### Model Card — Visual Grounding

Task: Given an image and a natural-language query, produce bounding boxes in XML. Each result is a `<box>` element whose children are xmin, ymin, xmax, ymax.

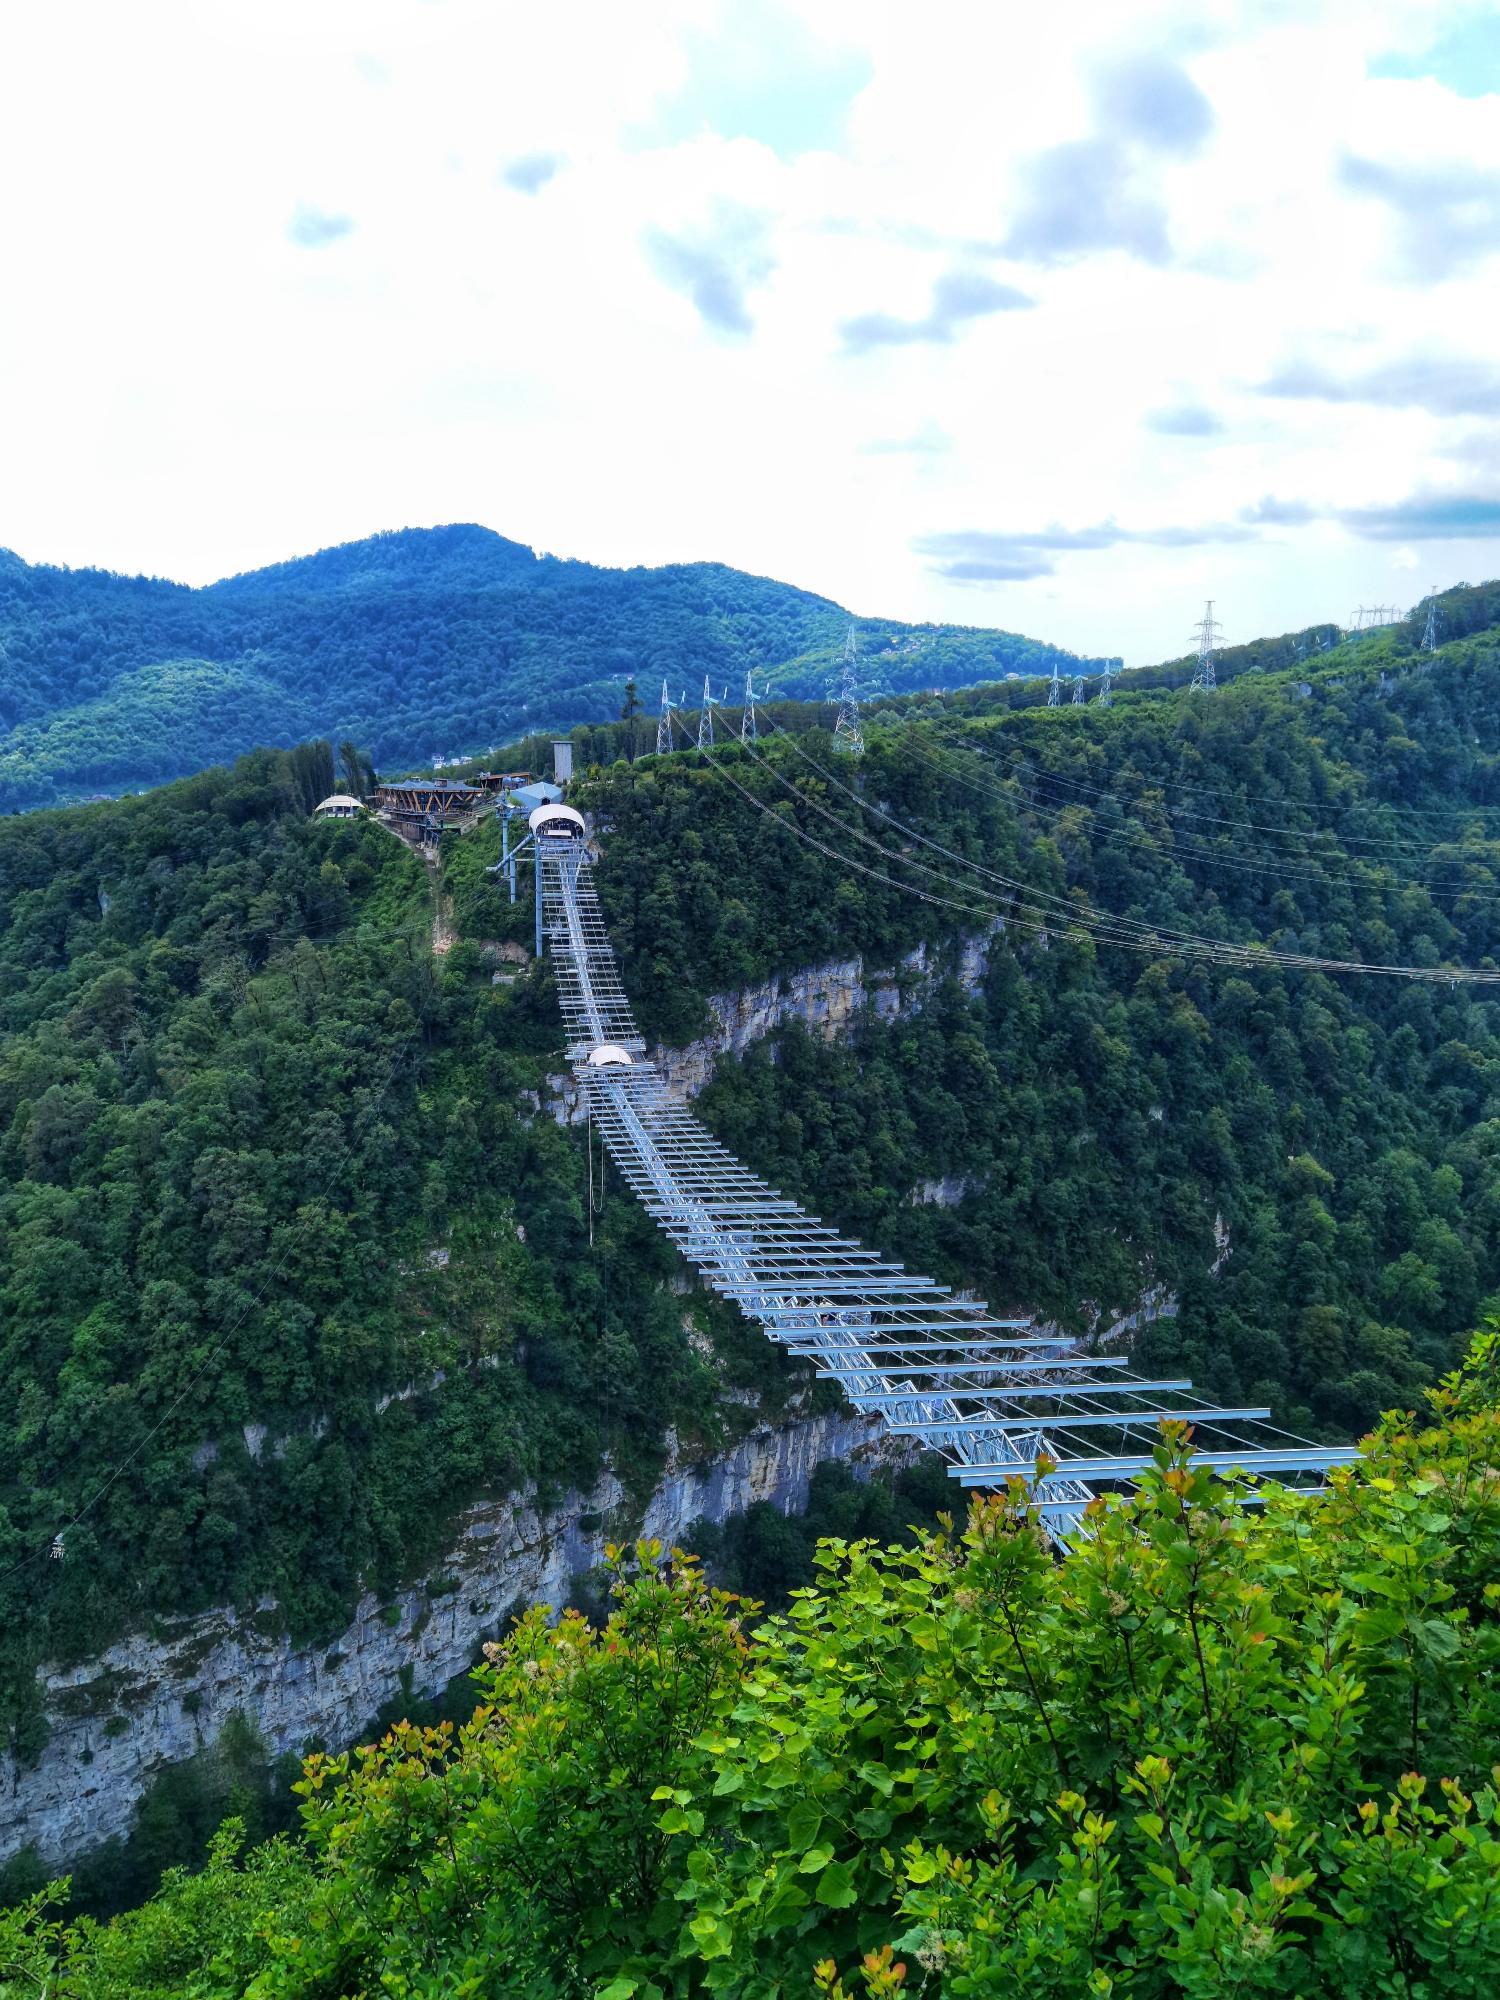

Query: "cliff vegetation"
<box><xmin>3</xmin><ymin>1333</ymin><xmax>1497</xmax><ymax>1997</ymax></box>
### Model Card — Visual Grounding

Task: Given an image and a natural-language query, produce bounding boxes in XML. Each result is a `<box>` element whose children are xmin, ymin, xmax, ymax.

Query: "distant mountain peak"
<box><xmin>209</xmin><ymin>523</ymin><xmax>541</xmax><ymax>596</ymax></box>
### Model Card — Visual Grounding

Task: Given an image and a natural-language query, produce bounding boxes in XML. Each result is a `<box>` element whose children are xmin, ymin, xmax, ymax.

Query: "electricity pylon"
<box><xmin>834</xmin><ymin>625</ymin><xmax>864</xmax><ymax>755</ymax></box>
<box><xmin>1351</xmin><ymin>605</ymin><xmax>1399</xmax><ymax>636</ymax></box>
<box><xmin>1191</xmin><ymin>601</ymin><xmax>1223</xmax><ymax>690</ymax></box>
<box><xmin>656</xmin><ymin>678</ymin><xmax>674</xmax><ymax>756</ymax></box>
<box><xmin>697</xmin><ymin>674</ymin><xmax>716</xmax><ymax>750</ymax></box>
<box><xmin>1422</xmin><ymin>588</ymin><xmax>1440</xmax><ymax>653</ymax></box>
<box><xmin>1072</xmin><ymin>674</ymin><xmax>1087</xmax><ymax>704</ymax></box>
<box><xmin>741</xmin><ymin>670</ymin><xmax>759</xmax><ymax>743</ymax></box>
<box><xmin>1097</xmin><ymin>657</ymin><xmax>1119</xmax><ymax>706</ymax></box>
<box><xmin>1047</xmin><ymin>658</ymin><xmax>1062</xmax><ymax>706</ymax></box>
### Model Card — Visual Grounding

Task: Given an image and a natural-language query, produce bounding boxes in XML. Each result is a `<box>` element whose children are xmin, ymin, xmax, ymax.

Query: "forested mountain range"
<box><xmin>0</xmin><ymin>526</ymin><xmax>1102</xmax><ymax>809</ymax></box>
<box><xmin>4</xmin><ymin>586</ymin><xmax>1500</xmax><ymax>1933</ymax></box>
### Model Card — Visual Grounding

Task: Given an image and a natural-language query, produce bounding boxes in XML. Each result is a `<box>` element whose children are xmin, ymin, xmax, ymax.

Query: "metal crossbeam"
<box><xmin>819</xmin><ymin>1377</ymin><xmax>1195</xmax><ymax>1399</ymax></box>
<box><xmin>952</xmin><ymin>1446</ymin><xmax>1356</xmax><ymax>1485</ymax></box>
<box><xmin>886</xmin><ymin>1406</ymin><xmax>1273</xmax><ymax>1437</ymax></box>
<box><xmin>537</xmin><ymin>832</ymin><xmax>1363</xmax><ymax>1537</ymax></box>
<box><xmin>813</xmin><ymin>1359</ymin><xmax>1137</xmax><ymax>1379</ymax></box>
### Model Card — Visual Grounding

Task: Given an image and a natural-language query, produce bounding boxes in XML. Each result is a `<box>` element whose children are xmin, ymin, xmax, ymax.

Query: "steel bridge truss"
<box><xmin>539</xmin><ymin>837</ymin><xmax>1361</xmax><ymax>1535</ymax></box>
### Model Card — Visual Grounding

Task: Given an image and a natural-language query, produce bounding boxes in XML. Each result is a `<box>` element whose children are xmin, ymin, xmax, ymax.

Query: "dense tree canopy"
<box><xmin>0</xmin><ymin>746</ymin><xmax>801</xmax><ymax>1780</ymax></box>
<box><xmin>6</xmin><ymin>595</ymin><xmax>1500</xmax><ymax>1925</ymax></box>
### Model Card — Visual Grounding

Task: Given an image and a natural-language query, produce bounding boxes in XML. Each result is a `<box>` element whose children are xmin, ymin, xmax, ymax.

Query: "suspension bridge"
<box><xmin>523</xmin><ymin>801</ymin><xmax>1362</xmax><ymax>1536</ymax></box>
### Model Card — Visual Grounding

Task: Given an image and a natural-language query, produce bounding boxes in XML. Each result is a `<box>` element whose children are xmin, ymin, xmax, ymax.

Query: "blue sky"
<box><xmin>1369</xmin><ymin>15</ymin><xmax>1500</xmax><ymax>95</ymax></box>
<box><xmin>1</xmin><ymin>0</ymin><xmax>1498</xmax><ymax>663</ymax></box>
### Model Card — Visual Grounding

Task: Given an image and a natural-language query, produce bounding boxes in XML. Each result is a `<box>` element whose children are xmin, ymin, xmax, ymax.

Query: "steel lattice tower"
<box><xmin>1351</xmin><ymin>606</ymin><xmax>1399</xmax><ymax>637</ymax></box>
<box><xmin>1097</xmin><ymin>658</ymin><xmax>1119</xmax><ymax>707</ymax></box>
<box><xmin>1047</xmin><ymin>658</ymin><xmax>1062</xmax><ymax>707</ymax></box>
<box><xmin>531</xmin><ymin>819</ymin><xmax>1361</xmax><ymax>1539</ymax></box>
<box><xmin>1072</xmin><ymin>674</ymin><xmax>1087</xmax><ymax>704</ymax></box>
<box><xmin>1190</xmin><ymin>601</ymin><xmax>1223</xmax><ymax>690</ymax></box>
<box><xmin>741</xmin><ymin>670</ymin><xmax>759</xmax><ymax>744</ymax></box>
<box><xmin>656</xmin><ymin>678</ymin><xmax>674</xmax><ymax>757</ymax></box>
<box><xmin>1422</xmin><ymin>589</ymin><xmax>1440</xmax><ymax>654</ymax></box>
<box><xmin>834</xmin><ymin>626</ymin><xmax>865</xmax><ymax>756</ymax></box>
<box><xmin>697</xmin><ymin>674</ymin><xmax>716</xmax><ymax>751</ymax></box>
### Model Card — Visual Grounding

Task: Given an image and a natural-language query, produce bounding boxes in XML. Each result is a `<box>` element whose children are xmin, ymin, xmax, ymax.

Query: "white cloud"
<box><xmin>501</xmin><ymin>153</ymin><xmax>564</xmax><ymax>195</ymax></box>
<box><xmin>287</xmin><ymin>204</ymin><xmax>356</xmax><ymax>248</ymax></box>
<box><xmin>0</xmin><ymin>0</ymin><xmax>1495</xmax><ymax>664</ymax></box>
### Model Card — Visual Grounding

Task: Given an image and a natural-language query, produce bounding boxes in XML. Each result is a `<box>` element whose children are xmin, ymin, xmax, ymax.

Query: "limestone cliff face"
<box><xmin>546</xmin><ymin>927</ymin><xmax>1003</xmax><ymax>1120</ymax></box>
<box><xmin>3</xmin><ymin>1408</ymin><xmax>904</xmax><ymax>1868</ymax></box>
<box><xmin>909</xmin><ymin>1175</ymin><xmax>980</xmax><ymax>1209</ymax></box>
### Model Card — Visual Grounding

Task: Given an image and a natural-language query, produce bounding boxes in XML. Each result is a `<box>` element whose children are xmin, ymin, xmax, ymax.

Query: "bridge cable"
<box><xmin>692</xmin><ymin>720</ymin><xmax>1500</xmax><ymax>985</ymax></box>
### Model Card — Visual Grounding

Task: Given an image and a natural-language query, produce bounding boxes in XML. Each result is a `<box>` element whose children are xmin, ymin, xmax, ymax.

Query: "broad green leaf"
<box><xmin>817</xmin><ymin>1859</ymin><xmax>859</xmax><ymax>1908</ymax></box>
<box><xmin>688</xmin><ymin>1913</ymin><xmax>733</xmax><ymax>1959</ymax></box>
<box><xmin>786</xmin><ymin>1800</ymin><xmax>824</xmax><ymax>1853</ymax></box>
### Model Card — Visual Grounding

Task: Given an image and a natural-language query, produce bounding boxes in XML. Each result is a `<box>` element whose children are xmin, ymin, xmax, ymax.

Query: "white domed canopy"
<box><xmin>586</xmin><ymin>1043</ymin><xmax>633</xmax><ymax>1067</ymax></box>
<box><xmin>314</xmin><ymin>794</ymin><xmax>362</xmax><ymax>815</ymax></box>
<box><xmin>529</xmin><ymin>802</ymin><xmax>586</xmax><ymax>840</ymax></box>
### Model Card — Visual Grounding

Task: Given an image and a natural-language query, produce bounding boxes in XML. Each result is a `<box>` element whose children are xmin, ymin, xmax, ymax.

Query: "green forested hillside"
<box><xmin>0</xmin><ymin>526</ymin><xmax>1098</xmax><ymax>808</ymax></box>
<box><xmin>580</xmin><ymin>616</ymin><xmax>1500</xmax><ymax>1443</ymax></box>
<box><xmin>5</xmin><ymin>596</ymin><xmax>1500</xmax><ymax>1926</ymax></box>
<box><xmin>0</xmin><ymin>659</ymin><xmax>294</xmax><ymax>807</ymax></box>
<box><xmin>6</xmin><ymin>1337</ymin><xmax>1499</xmax><ymax>1996</ymax></box>
<box><xmin>0</xmin><ymin>745</ymin><xmax>801</xmax><ymax>1783</ymax></box>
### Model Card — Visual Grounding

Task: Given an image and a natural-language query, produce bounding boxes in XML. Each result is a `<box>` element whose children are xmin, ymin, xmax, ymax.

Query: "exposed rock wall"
<box><xmin>909</xmin><ymin>1175</ymin><xmax>980</xmax><ymax>1209</ymax></box>
<box><xmin>3</xmin><ymin>1409</ymin><xmax>904</xmax><ymax>1869</ymax></box>
<box><xmin>546</xmin><ymin>926</ymin><xmax>1003</xmax><ymax>1120</ymax></box>
<box><xmin>1023</xmin><ymin>1286</ymin><xmax>1181</xmax><ymax>1353</ymax></box>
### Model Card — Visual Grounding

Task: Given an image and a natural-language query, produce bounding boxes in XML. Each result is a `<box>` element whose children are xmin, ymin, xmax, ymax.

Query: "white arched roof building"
<box><xmin>528</xmin><ymin>802</ymin><xmax>586</xmax><ymax>841</ymax></box>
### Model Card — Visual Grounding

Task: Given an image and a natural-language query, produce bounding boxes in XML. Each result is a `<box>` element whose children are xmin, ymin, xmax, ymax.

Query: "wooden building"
<box><xmin>375</xmin><ymin>779</ymin><xmax>488</xmax><ymax>844</ymax></box>
<box><xmin>375</xmin><ymin>779</ymin><xmax>486</xmax><ymax>818</ymax></box>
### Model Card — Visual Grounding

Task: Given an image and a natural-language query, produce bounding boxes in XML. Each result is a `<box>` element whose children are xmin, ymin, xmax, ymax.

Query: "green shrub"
<box><xmin>10</xmin><ymin>1332</ymin><xmax>1492</xmax><ymax>1997</ymax></box>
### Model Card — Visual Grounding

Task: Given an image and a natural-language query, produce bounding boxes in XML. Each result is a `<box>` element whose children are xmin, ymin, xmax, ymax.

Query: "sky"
<box><xmin>2</xmin><ymin>0</ymin><xmax>1500</xmax><ymax>663</ymax></box>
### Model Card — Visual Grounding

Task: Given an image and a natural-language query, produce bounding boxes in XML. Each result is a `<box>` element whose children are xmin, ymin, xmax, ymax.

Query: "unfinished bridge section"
<box><xmin>531</xmin><ymin>806</ymin><xmax>1361</xmax><ymax>1533</ymax></box>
